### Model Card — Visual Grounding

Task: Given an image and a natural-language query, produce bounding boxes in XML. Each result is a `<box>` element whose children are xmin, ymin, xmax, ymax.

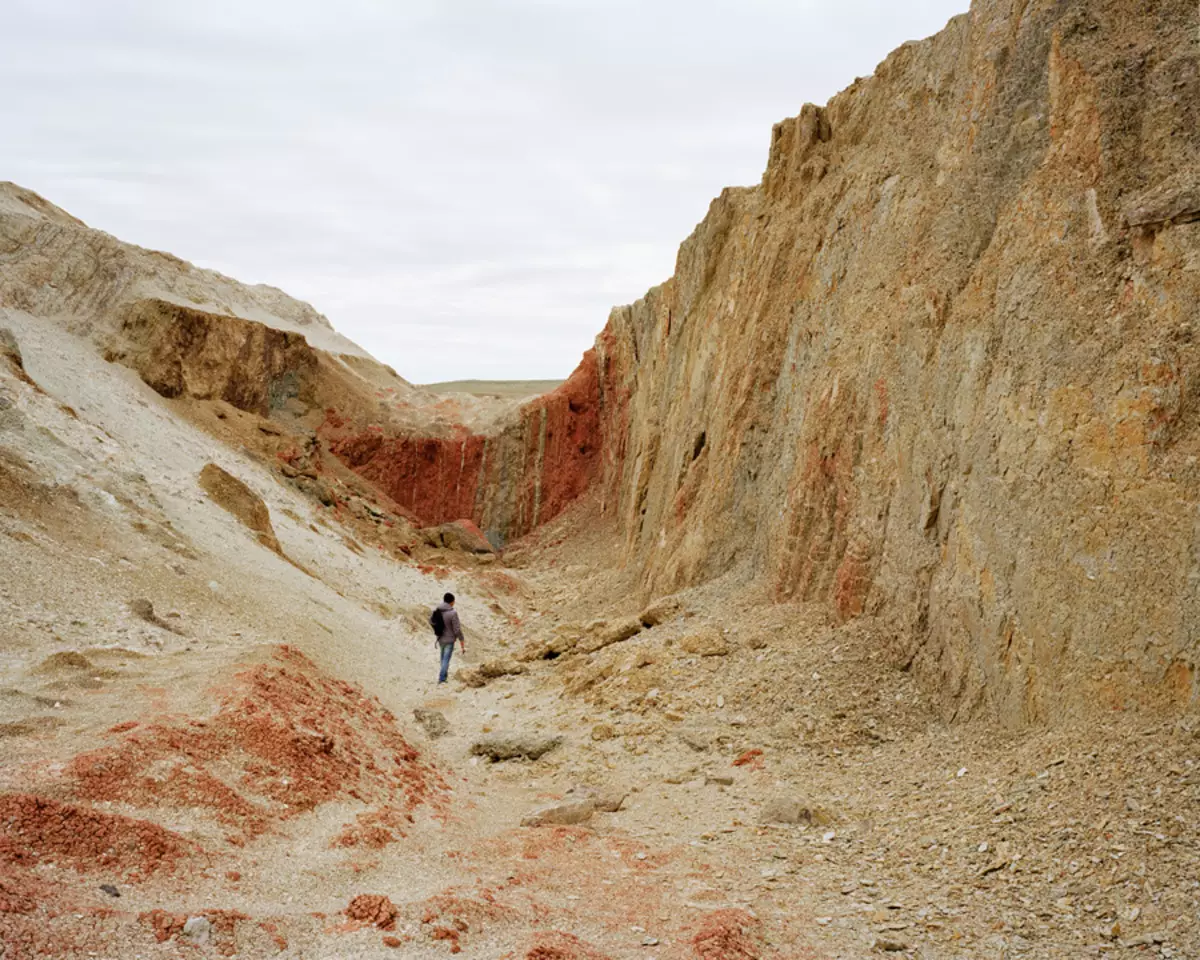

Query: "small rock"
<box><xmin>581</xmin><ymin>617</ymin><xmax>643</xmax><ymax>654</ymax></box>
<box><xmin>130</xmin><ymin>598</ymin><xmax>184</xmax><ymax>635</ymax></box>
<box><xmin>706</xmin><ymin>776</ymin><xmax>734</xmax><ymax>787</ymax></box>
<box><xmin>99</xmin><ymin>884</ymin><xmax>120</xmax><ymax>898</ymax></box>
<box><xmin>679</xmin><ymin>627</ymin><xmax>730</xmax><ymax>657</ymax></box>
<box><xmin>591</xmin><ymin>789</ymin><xmax>628</xmax><ymax>813</ymax></box>
<box><xmin>413</xmin><ymin>708</ymin><xmax>450</xmax><ymax>739</ymax></box>
<box><xmin>521</xmin><ymin>798</ymin><xmax>596</xmax><ymax>827</ymax></box>
<box><xmin>181</xmin><ymin>916</ymin><xmax>212</xmax><ymax>945</ymax></box>
<box><xmin>470</xmin><ymin>732</ymin><xmax>564</xmax><ymax>762</ymax></box>
<box><xmin>639</xmin><ymin>596</ymin><xmax>682</xmax><ymax>627</ymax></box>
<box><xmin>591</xmin><ymin>722</ymin><xmax>617</xmax><ymax>741</ymax></box>
<box><xmin>456</xmin><ymin>667</ymin><xmax>487</xmax><ymax>688</ymax></box>
<box><xmin>873</xmin><ymin>937</ymin><xmax>909</xmax><ymax>952</ymax></box>
<box><xmin>761</xmin><ymin>796</ymin><xmax>835</xmax><ymax>826</ymax></box>
<box><xmin>478</xmin><ymin>658</ymin><xmax>526</xmax><ymax>680</ymax></box>
<box><xmin>0</xmin><ymin>328</ymin><xmax>24</xmax><ymax>371</ymax></box>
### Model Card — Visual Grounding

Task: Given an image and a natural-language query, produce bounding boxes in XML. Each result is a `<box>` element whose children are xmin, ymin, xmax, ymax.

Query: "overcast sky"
<box><xmin>4</xmin><ymin>1</ymin><xmax>967</xmax><ymax>382</ymax></box>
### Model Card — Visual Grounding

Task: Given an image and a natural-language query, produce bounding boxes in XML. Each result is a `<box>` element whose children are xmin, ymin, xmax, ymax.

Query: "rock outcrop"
<box><xmin>479</xmin><ymin>0</ymin><xmax>1200</xmax><ymax>725</ymax></box>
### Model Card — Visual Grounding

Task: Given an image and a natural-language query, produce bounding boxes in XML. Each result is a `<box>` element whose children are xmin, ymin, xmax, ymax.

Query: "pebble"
<box><xmin>181</xmin><ymin>916</ymin><xmax>211</xmax><ymax>945</ymax></box>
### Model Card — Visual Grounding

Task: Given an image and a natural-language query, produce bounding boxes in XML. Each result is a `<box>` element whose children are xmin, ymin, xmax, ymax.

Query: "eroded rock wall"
<box><xmin>537</xmin><ymin>0</ymin><xmax>1200</xmax><ymax>724</ymax></box>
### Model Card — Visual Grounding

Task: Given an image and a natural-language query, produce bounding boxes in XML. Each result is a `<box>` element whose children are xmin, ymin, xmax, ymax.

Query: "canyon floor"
<box><xmin>1</xmin><ymin>311</ymin><xmax>1197</xmax><ymax>960</ymax></box>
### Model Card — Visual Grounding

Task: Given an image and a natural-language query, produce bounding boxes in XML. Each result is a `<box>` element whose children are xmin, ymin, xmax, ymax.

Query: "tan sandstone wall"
<box><xmin>542</xmin><ymin>0</ymin><xmax>1200</xmax><ymax>725</ymax></box>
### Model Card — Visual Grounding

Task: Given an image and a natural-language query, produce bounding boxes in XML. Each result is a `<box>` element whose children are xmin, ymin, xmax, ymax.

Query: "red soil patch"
<box><xmin>65</xmin><ymin>646</ymin><xmax>448</xmax><ymax>842</ymax></box>
<box><xmin>691</xmin><ymin>909</ymin><xmax>764</xmax><ymax>960</ymax></box>
<box><xmin>417</xmin><ymin>888</ymin><xmax>512</xmax><ymax>953</ymax></box>
<box><xmin>523</xmin><ymin>931</ymin><xmax>614</xmax><ymax>960</ymax></box>
<box><xmin>332</xmin><ymin>805</ymin><xmax>414</xmax><ymax>849</ymax></box>
<box><xmin>345</xmin><ymin>893</ymin><xmax>398</xmax><ymax>929</ymax></box>
<box><xmin>0</xmin><ymin>864</ymin><xmax>53</xmax><ymax>915</ymax></box>
<box><xmin>732</xmin><ymin>748</ymin><xmax>764</xmax><ymax>767</ymax></box>
<box><xmin>0</xmin><ymin>792</ymin><xmax>197</xmax><ymax>880</ymax></box>
<box><xmin>140</xmin><ymin>908</ymin><xmax>248</xmax><ymax>956</ymax></box>
<box><xmin>431</xmin><ymin>925</ymin><xmax>463</xmax><ymax>952</ymax></box>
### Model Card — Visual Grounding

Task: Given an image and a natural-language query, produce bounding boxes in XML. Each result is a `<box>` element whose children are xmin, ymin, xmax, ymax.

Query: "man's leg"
<box><xmin>438</xmin><ymin>642</ymin><xmax>454</xmax><ymax>683</ymax></box>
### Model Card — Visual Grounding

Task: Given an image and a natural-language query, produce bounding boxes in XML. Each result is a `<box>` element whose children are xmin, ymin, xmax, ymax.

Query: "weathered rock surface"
<box><xmin>421</xmin><ymin>519</ymin><xmax>496</xmax><ymax>554</ymax></box>
<box><xmin>579</xmin><ymin>617</ymin><xmax>643</xmax><ymax>654</ymax></box>
<box><xmin>473</xmin><ymin>0</ymin><xmax>1200</xmax><ymax>725</ymax></box>
<box><xmin>760</xmin><ymin>797</ymin><xmax>835</xmax><ymax>827</ymax></box>
<box><xmin>639</xmin><ymin>596</ymin><xmax>682</xmax><ymax>628</ymax></box>
<box><xmin>520</xmin><ymin>798</ymin><xmax>595</xmax><ymax>827</ymax></box>
<box><xmin>469</xmin><ymin>733</ymin><xmax>563</xmax><ymax>762</ymax></box>
<box><xmin>678</xmin><ymin>628</ymin><xmax>730</xmax><ymax>658</ymax></box>
<box><xmin>477</xmin><ymin>659</ymin><xmax>527</xmax><ymax>680</ymax></box>
<box><xmin>412</xmin><ymin>708</ymin><xmax>450</xmax><ymax>739</ymax></box>
<box><xmin>198</xmin><ymin>463</ymin><xmax>282</xmax><ymax>555</ymax></box>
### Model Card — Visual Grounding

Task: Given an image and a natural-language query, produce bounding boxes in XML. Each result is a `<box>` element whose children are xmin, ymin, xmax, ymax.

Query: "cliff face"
<box><xmin>488</xmin><ymin>0</ymin><xmax>1200</xmax><ymax>724</ymax></box>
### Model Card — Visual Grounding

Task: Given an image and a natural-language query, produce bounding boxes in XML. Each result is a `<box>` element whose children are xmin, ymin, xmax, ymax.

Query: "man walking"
<box><xmin>431</xmin><ymin>592</ymin><xmax>465</xmax><ymax>684</ymax></box>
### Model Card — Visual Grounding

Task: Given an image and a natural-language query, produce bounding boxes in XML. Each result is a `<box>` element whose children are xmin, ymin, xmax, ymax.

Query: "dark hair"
<box><xmin>443</xmin><ymin>592</ymin><xmax>455</xmax><ymax>604</ymax></box>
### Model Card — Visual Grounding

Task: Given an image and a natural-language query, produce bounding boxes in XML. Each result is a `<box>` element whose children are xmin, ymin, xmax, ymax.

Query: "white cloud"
<box><xmin>2</xmin><ymin>0</ymin><xmax>967</xmax><ymax>381</ymax></box>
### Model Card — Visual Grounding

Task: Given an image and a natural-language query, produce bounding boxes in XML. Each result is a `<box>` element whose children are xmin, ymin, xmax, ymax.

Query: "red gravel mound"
<box><xmin>0</xmin><ymin>792</ymin><xmax>197</xmax><ymax>880</ymax></box>
<box><xmin>345</xmin><ymin>894</ymin><xmax>398</xmax><ymax>929</ymax></box>
<box><xmin>524</xmin><ymin>931</ymin><xmax>614</xmax><ymax>960</ymax></box>
<box><xmin>65</xmin><ymin>646</ymin><xmax>448</xmax><ymax>842</ymax></box>
<box><xmin>691</xmin><ymin>909</ymin><xmax>765</xmax><ymax>960</ymax></box>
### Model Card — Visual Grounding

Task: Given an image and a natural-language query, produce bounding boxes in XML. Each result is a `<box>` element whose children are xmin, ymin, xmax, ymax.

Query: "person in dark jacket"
<box><xmin>431</xmin><ymin>592</ymin><xmax>465</xmax><ymax>683</ymax></box>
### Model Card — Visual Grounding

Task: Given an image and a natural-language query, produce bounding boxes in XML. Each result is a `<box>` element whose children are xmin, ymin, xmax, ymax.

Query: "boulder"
<box><xmin>470</xmin><ymin>732</ymin><xmax>563</xmax><ymax>762</ymax></box>
<box><xmin>679</xmin><ymin>627</ymin><xmax>730</xmax><ymax>658</ymax></box>
<box><xmin>422</xmin><ymin>519</ymin><xmax>495</xmax><ymax>554</ymax></box>
<box><xmin>520</xmin><ymin>798</ymin><xmax>595</xmax><ymax>827</ymax></box>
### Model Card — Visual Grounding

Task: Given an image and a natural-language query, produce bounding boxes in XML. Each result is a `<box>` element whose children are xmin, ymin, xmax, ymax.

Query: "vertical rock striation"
<box><xmin>474</xmin><ymin>0</ymin><xmax>1200</xmax><ymax>724</ymax></box>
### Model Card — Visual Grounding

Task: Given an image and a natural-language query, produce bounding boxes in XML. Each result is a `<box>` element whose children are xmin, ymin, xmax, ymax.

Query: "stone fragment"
<box><xmin>0</xmin><ymin>328</ymin><xmax>23</xmax><ymax>371</ymax></box>
<box><xmin>761</xmin><ymin>796</ymin><xmax>834</xmax><ymax>826</ymax></box>
<box><xmin>422</xmin><ymin>519</ymin><xmax>495</xmax><ymax>554</ymax></box>
<box><xmin>456</xmin><ymin>668</ymin><xmax>486</xmax><ymax>688</ymax></box>
<box><xmin>873</xmin><ymin>938</ymin><xmax>909</xmax><ymax>952</ymax></box>
<box><xmin>478</xmin><ymin>658</ymin><xmax>526</xmax><ymax>680</ymax></box>
<box><xmin>639</xmin><ymin>596</ymin><xmax>682</xmax><ymax>627</ymax></box>
<box><xmin>470</xmin><ymin>732</ymin><xmax>563</xmax><ymax>762</ymax></box>
<box><xmin>181</xmin><ymin>916</ymin><xmax>212</xmax><ymax>945</ymax></box>
<box><xmin>129</xmin><ymin>598</ymin><xmax>183</xmax><ymax>635</ymax></box>
<box><xmin>521</xmin><ymin>798</ymin><xmax>595</xmax><ymax>827</ymax></box>
<box><xmin>591</xmin><ymin>790</ymin><xmax>627</xmax><ymax>813</ymax></box>
<box><xmin>580</xmin><ymin>617</ymin><xmax>643</xmax><ymax>654</ymax></box>
<box><xmin>198</xmin><ymin>463</ymin><xmax>282</xmax><ymax>555</ymax></box>
<box><xmin>591</xmin><ymin>722</ymin><xmax>616</xmax><ymax>741</ymax></box>
<box><xmin>413</xmin><ymin>708</ymin><xmax>450</xmax><ymax>739</ymax></box>
<box><xmin>345</xmin><ymin>894</ymin><xmax>398</xmax><ymax>930</ymax></box>
<box><xmin>679</xmin><ymin>627</ymin><xmax>730</xmax><ymax>657</ymax></box>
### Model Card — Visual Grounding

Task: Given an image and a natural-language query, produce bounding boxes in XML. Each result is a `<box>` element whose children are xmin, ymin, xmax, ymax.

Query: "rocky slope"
<box><xmin>472</xmin><ymin>0</ymin><xmax>1200</xmax><ymax>727</ymax></box>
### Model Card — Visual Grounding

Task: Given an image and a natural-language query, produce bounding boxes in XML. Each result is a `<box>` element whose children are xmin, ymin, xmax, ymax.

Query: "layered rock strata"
<box><xmin>485</xmin><ymin>0</ymin><xmax>1200</xmax><ymax>724</ymax></box>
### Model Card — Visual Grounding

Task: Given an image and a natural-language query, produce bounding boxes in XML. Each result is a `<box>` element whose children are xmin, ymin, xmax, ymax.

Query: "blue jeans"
<box><xmin>438</xmin><ymin>641</ymin><xmax>455</xmax><ymax>683</ymax></box>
